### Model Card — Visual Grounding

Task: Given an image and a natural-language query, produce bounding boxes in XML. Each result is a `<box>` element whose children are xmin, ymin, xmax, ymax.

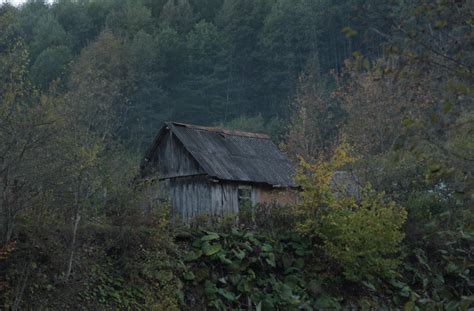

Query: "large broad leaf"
<box><xmin>265</xmin><ymin>253</ymin><xmax>276</xmax><ymax>268</ymax></box>
<box><xmin>284</xmin><ymin>267</ymin><xmax>300</xmax><ymax>275</ymax></box>
<box><xmin>185</xmin><ymin>250</ymin><xmax>202</xmax><ymax>262</ymax></box>
<box><xmin>208</xmin><ymin>299</ymin><xmax>226</xmax><ymax>309</ymax></box>
<box><xmin>192</xmin><ymin>238</ymin><xmax>203</xmax><ymax>248</ymax></box>
<box><xmin>183</xmin><ymin>271</ymin><xmax>195</xmax><ymax>281</ymax></box>
<box><xmin>233</xmin><ymin>249</ymin><xmax>246</xmax><ymax>260</ymax></box>
<box><xmin>202</xmin><ymin>241</ymin><xmax>221</xmax><ymax>256</ymax></box>
<box><xmin>244</xmin><ymin>232</ymin><xmax>261</xmax><ymax>246</ymax></box>
<box><xmin>218</xmin><ymin>253</ymin><xmax>233</xmax><ymax>265</ymax></box>
<box><xmin>229</xmin><ymin>274</ymin><xmax>241</xmax><ymax>286</ymax></box>
<box><xmin>446</xmin><ymin>262</ymin><xmax>459</xmax><ymax>274</ymax></box>
<box><xmin>201</xmin><ymin>232</ymin><xmax>220</xmax><ymax>241</ymax></box>
<box><xmin>241</xmin><ymin>242</ymin><xmax>253</xmax><ymax>252</ymax></box>
<box><xmin>260</xmin><ymin>299</ymin><xmax>275</xmax><ymax>310</ymax></box>
<box><xmin>295</xmin><ymin>247</ymin><xmax>306</xmax><ymax>257</ymax></box>
<box><xmin>276</xmin><ymin>283</ymin><xmax>300</xmax><ymax>305</ymax></box>
<box><xmin>217</xmin><ymin>288</ymin><xmax>237</xmax><ymax>302</ymax></box>
<box><xmin>237</xmin><ymin>278</ymin><xmax>252</xmax><ymax>293</ymax></box>
<box><xmin>315</xmin><ymin>294</ymin><xmax>341</xmax><ymax>309</ymax></box>
<box><xmin>205</xmin><ymin>280</ymin><xmax>218</xmax><ymax>295</ymax></box>
<box><xmin>362</xmin><ymin>281</ymin><xmax>377</xmax><ymax>292</ymax></box>
<box><xmin>261</xmin><ymin>243</ymin><xmax>273</xmax><ymax>252</ymax></box>
<box><xmin>247</xmin><ymin>269</ymin><xmax>256</xmax><ymax>280</ymax></box>
<box><xmin>231</xmin><ymin>228</ymin><xmax>242</xmax><ymax>237</ymax></box>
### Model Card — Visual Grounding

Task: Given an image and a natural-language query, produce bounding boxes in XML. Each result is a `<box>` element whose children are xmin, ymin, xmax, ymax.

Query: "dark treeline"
<box><xmin>1</xmin><ymin>0</ymin><xmax>473</xmax><ymax>309</ymax></box>
<box><xmin>2</xmin><ymin>0</ymin><xmax>386</xmax><ymax>149</ymax></box>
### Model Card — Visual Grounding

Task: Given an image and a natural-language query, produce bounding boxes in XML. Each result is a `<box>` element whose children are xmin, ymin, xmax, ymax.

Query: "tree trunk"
<box><xmin>1</xmin><ymin>168</ymin><xmax>12</xmax><ymax>245</ymax></box>
<box><xmin>65</xmin><ymin>180</ymin><xmax>82</xmax><ymax>281</ymax></box>
<box><xmin>12</xmin><ymin>264</ymin><xmax>30</xmax><ymax>311</ymax></box>
<box><xmin>65</xmin><ymin>211</ymin><xmax>80</xmax><ymax>281</ymax></box>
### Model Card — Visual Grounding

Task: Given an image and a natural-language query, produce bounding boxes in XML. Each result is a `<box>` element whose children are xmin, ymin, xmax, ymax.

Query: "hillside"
<box><xmin>0</xmin><ymin>0</ymin><xmax>473</xmax><ymax>309</ymax></box>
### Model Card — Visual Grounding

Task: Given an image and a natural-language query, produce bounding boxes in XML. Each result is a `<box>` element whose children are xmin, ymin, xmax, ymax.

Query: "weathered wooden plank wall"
<box><xmin>157</xmin><ymin>177</ymin><xmax>299</xmax><ymax>223</ymax></box>
<box><xmin>210</xmin><ymin>182</ymin><xmax>239</xmax><ymax>218</ymax></box>
<box><xmin>168</xmin><ymin>179</ymin><xmax>244</xmax><ymax>223</ymax></box>
<box><xmin>170</xmin><ymin>177</ymin><xmax>211</xmax><ymax>223</ymax></box>
<box><xmin>152</xmin><ymin>131</ymin><xmax>204</xmax><ymax>179</ymax></box>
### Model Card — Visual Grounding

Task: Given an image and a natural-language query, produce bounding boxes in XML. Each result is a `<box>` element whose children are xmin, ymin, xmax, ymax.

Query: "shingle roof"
<box><xmin>144</xmin><ymin>122</ymin><xmax>296</xmax><ymax>187</ymax></box>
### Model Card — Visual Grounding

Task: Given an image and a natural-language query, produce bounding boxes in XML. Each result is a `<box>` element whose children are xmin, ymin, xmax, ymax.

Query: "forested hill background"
<box><xmin>1</xmin><ymin>0</ymin><xmax>387</xmax><ymax>150</ymax></box>
<box><xmin>1</xmin><ymin>0</ymin><xmax>473</xmax><ymax>310</ymax></box>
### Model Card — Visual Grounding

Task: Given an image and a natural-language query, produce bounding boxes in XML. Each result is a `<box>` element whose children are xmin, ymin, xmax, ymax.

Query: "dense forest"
<box><xmin>0</xmin><ymin>0</ymin><xmax>473</xmax><ymax>309</ymax></box>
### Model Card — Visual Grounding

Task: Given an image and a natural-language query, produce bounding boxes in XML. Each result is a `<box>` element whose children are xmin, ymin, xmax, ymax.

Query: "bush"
<box><xmin>318</xmin><ymin>187</ymin><xmax>406</xmax><ymax>282</ymax></box>
<box><xmin>0</xmin><ymin>220</ymin><xmax>183</xmax><ymax>310</ymax></box>
<box><xmin>388</xmin><ymin>190</ymin><xmax>474</xmax><ymax>309</ymax></box>
<box><xmin>239</xmin><ymin>202</ymin><xmax>297</xmax><ymax>236</ymax></box>
<box><xmin>295</xmin><ymin>144</ymin><xmax>407</xmax><ymax>283</ymax></box>
<box><xmin>181</xmin><ymin>228</ymin><xmax>339</xmax><ymax>309</ymax></box>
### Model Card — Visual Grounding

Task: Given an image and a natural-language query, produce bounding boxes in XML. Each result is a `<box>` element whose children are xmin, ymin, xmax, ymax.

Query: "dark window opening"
<box><xmin>238</xmin><ymin>186</ymin><xmax>252</xmax><ymax>207</ymax></box>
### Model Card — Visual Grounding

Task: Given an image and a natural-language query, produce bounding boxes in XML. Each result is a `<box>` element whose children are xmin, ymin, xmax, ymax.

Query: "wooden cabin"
<box><xmin>140</xmin><ymin>122</ymin><xmax>297</xmax><ymax>223</ymax></box>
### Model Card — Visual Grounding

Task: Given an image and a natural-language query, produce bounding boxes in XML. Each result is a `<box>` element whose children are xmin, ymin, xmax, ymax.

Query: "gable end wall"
<box><xmin>151</xmin><ymin>130</ymin><xmax>205</xmax><ymax>179</ymax></box>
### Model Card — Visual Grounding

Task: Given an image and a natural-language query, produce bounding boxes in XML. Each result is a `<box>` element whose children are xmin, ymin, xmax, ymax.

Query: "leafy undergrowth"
<box><xmin>182</xmin><ymin>229</ymin><xmax>474</xmax><ymax>310</ymax></box>
<box><xmin>0</xmin><ymin>223</ymin><xmax>184</xmax><ymax>310</ymax></box>
<box><xmin>181</xmin><ymin>225</ymin><xmax>474</xmax><ymax>310</ymax></box>
<box><xmin>181</xmin><ymin>229</ymin><xmax>338</xmax><ymax>310</ymax></box>
<box><xmin>1</xmin><ymin>218</ymin><xmax>473</xmax><ymax>310</ymax></box>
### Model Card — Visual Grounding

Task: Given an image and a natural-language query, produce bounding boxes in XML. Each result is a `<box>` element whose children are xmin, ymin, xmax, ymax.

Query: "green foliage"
<box><xmin>218</xmin><ymin>114</ymin><xmax>286</xmax><ymax>142</ymax></box>
<box><xmin>2</xmin><ymin>0</ymin><xmax>389</xmax><ymax>149</ymax></box>
<box><xmin>353</xmin><ymin>151</ymin><xmax>430</xmax><ymax>202</ymax></box>
<box><xmin>186</xmin><ymin>21</ymin><xmax>222</xmax><ymax>74</ymax></box>
<box><xmin>1</xmin><ymin>221</ymin><xmax>184</xmax><ymax>310</ymax></box>
<box><xmin>160</xmin><ymin>0</ymin><xmax>195</xmax><ymax>34</ymax></box>
<box><xmin>318</xmin><ymin>188</ymin><xmax>406</xmax><ymax>282</ymax></box>
<box><xmin>295</xmin><ymin>144</ymin><xmax>407</xmax><ymax>282</ymax></box>
<box><xmin>28</xmin><ymin>13</ymin><xmax>68</xmax><ymax>61</ymax></box>
<box><xmin>80</xmin><ymin>260</ymin><xmax>145</xmax><ymax>309</ymax></box>
<box><xmin>398</xmin><ymin>230</ymin><xmax>474</xmax><ymax>309</ymax></box>
<box><xmin>30</xmin><ymin>45</ymin><xmax>72</xmax><ymax>90</ymax></box>
<box><xmin>107</xmin><ymin>1</ymin><xmax>153</xmax><ymax>36</ymax></box>
<box><xmin>1</xmin><ymin>0</ymin><xmax>473</xmax><ymax>310</ymax></box>
<box><xmin>183</xmin><ymin>228</ymin><xmax>336</xmax><ymax>309</ymax></box>
<box><xmin>239</xmin><ymin>202</ymin><xmax>297</xmax><ymax>237</ymax></box>
<box><xmin>387</xmin><ymin>191</ymin><xmax>474</xmax><ymax>310</ymax></box>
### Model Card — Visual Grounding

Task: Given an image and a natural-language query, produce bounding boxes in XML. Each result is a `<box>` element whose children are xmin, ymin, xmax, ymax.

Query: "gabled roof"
<box><xmin>143</xmin><ymin>122</ymin><xmax>296</xmax><ymax>187</ymax></box>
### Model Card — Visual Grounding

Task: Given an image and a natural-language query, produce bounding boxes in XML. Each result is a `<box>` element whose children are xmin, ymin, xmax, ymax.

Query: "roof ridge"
<box><xmin>168</xmin><ymin>121</ymin><xmax>270</xmax><ymax>139</ymax></box>
<box><xmin>142</xmin><ymin>122</ymin><xmax>296</xmax><ymax>187</ymax></box>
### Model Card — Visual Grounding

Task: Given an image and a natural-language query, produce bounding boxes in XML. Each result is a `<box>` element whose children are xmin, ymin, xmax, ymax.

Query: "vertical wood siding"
<box><xmin>168</xmin><ymin>178</ymin><xmax>243</xmax><ymax>223</ymax></box>
<box><xmin>210</xmin><ymin>182</ymin><xmax>239</xmax><ymax>219</ymax></box>
<box><xmin>144</xmin><ymin>127</ymin><xmax>298</xmax><ymax>223</ymax></box>
<box><xmin>152</xmin><ymin>131</ymin><xmax>204</xmax><ymax>178</ymax></box>
<box><xmin>149</xmin><ymin>176</ymin><xmax>298</xmax><ymax>223</ymax></box>
<box><xmin>170</xmin><ymin>177</ymin><xmax>211</xmax><ymax>223</ymax></box>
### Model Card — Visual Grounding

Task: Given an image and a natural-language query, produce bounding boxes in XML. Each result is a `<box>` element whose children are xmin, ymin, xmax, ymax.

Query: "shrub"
<box><xmin>318</xmin><ymin>187</ymin><xmax>407</xmax><ymax>282</ymax></box>
<box><xmin>182</xmin><ymin>229</ymin><xmax>338</xmax><ymax>309</ymax></box>
<box><xmin>295</xmin><ymin>144</ymin><xmax>407</xmax><ymax>282</ymax></box>
<box><xmin>239</xmin><ymin>202</ymin><xmax>297</xmax><ymax>236</ymax></box>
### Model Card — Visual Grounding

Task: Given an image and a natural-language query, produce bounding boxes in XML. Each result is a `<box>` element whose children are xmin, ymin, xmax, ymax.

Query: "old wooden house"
<box><xmin>140</xmin><ymin>122</ymin><xmax>297</xmax><ymax>222</ymax></box>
